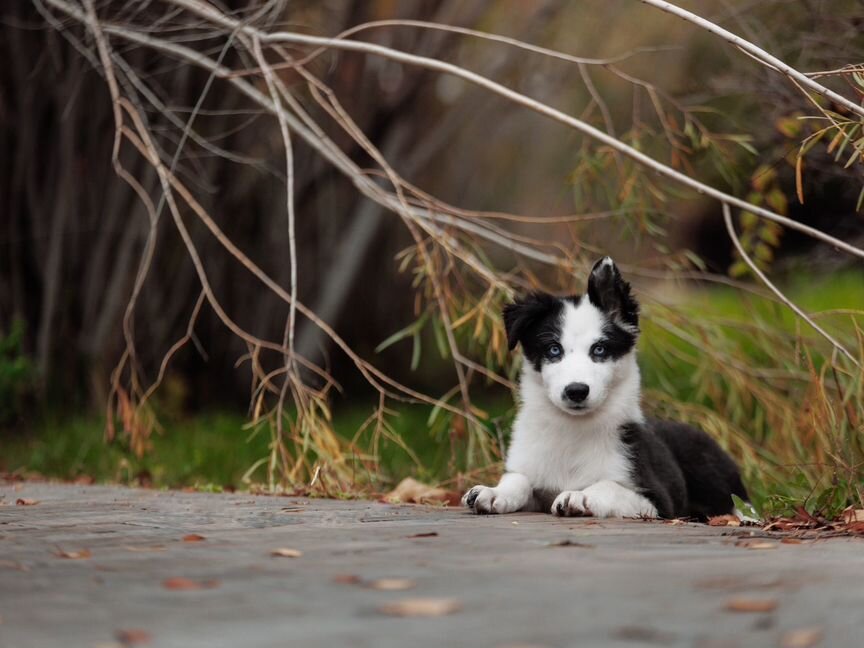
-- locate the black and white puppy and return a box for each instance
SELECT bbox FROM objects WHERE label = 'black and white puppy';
[463,257,748,519]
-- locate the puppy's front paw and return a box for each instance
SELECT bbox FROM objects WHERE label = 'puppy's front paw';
[462,485,496,513]
[551,490,592,517]
[462,485,522,514]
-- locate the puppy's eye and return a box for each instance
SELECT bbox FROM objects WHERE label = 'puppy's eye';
[591,343,607,358]
[546,343,563,359]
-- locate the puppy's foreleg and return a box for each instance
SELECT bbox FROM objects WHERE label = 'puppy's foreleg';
[552,480,658,519]
[462,473,532,514]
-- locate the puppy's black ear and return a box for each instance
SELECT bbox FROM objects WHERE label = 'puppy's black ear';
[587,257,639,328]
[502,292,559,351]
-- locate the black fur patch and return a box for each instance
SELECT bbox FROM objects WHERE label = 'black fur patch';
[530,488,560,513]
[619,423,687,518]
[587,258,639,329]
[598,320,637,361]
[620,419,748,519]
[503,292,567,371]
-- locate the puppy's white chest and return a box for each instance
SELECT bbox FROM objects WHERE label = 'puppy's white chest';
[506,415,633,492]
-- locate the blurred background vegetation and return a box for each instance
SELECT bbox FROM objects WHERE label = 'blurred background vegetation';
[1,0,862,517]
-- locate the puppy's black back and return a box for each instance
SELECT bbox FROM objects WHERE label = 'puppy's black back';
[620,423,687,518]
[622,419,747,519]
[649,419,747,519]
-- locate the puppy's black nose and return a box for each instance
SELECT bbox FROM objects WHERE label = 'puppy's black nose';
[563,382,590,404]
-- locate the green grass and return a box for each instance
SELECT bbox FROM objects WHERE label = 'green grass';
[641,270,864,397]
[0,401,512,490]
[2,413,264,488]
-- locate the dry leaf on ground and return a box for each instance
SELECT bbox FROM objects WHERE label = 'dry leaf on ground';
[367,578,416,591]
[161,577,220,591]
[115,629,152,646]
[271,548,303,558]
[708,515,741,527]
[842,507,864,523]
[383,478,460,506]
[780,627,823,648]
[724,597,778,613]
[0,560,29,572]
[182,534,206,543]
[16,498,39,506]
[55,548,92,560]
[735,539,777,550]
[377,598,462,617]
[746,542,777,550]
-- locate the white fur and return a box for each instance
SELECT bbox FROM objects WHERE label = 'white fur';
[552,481,657,518]
[465,298,655,519]
[460,473,531,514]
[540,300,623,416]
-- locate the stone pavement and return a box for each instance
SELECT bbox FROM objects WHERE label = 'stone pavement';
[1,483,862,648]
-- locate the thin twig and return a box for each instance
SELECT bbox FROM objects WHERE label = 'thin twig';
[638,0,864,119]
[164,0,864,260]
[722,203,859,367]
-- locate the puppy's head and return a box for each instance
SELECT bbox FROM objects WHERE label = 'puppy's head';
[503,257,639,416]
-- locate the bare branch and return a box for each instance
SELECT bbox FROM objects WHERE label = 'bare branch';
[163,0,864,260]
[722,203,859,368]
[638,0,864,119]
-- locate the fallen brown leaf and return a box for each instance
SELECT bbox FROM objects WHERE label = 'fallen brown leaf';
[55,548,92,560]
[406,531,439,538]
[781,538,803,545]
[793,506,820,524]
[842,507,864,524]
[377,598,462,617]
[182,534,206,543]
[271,548,303,558]
[780,627,823,648]
[115,629,152,646]
[333,574,362,585]
[383,478,459,506]
[708,514,740,527]
[0,560,29,572]
[161,577,220,591]
[367,578,416,591]
[16,498,39,506]
[724,597,777,613]
[735,539,777,550]
[846,521,864,534]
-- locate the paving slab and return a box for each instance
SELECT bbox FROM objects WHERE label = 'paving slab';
[0,482,862,648]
